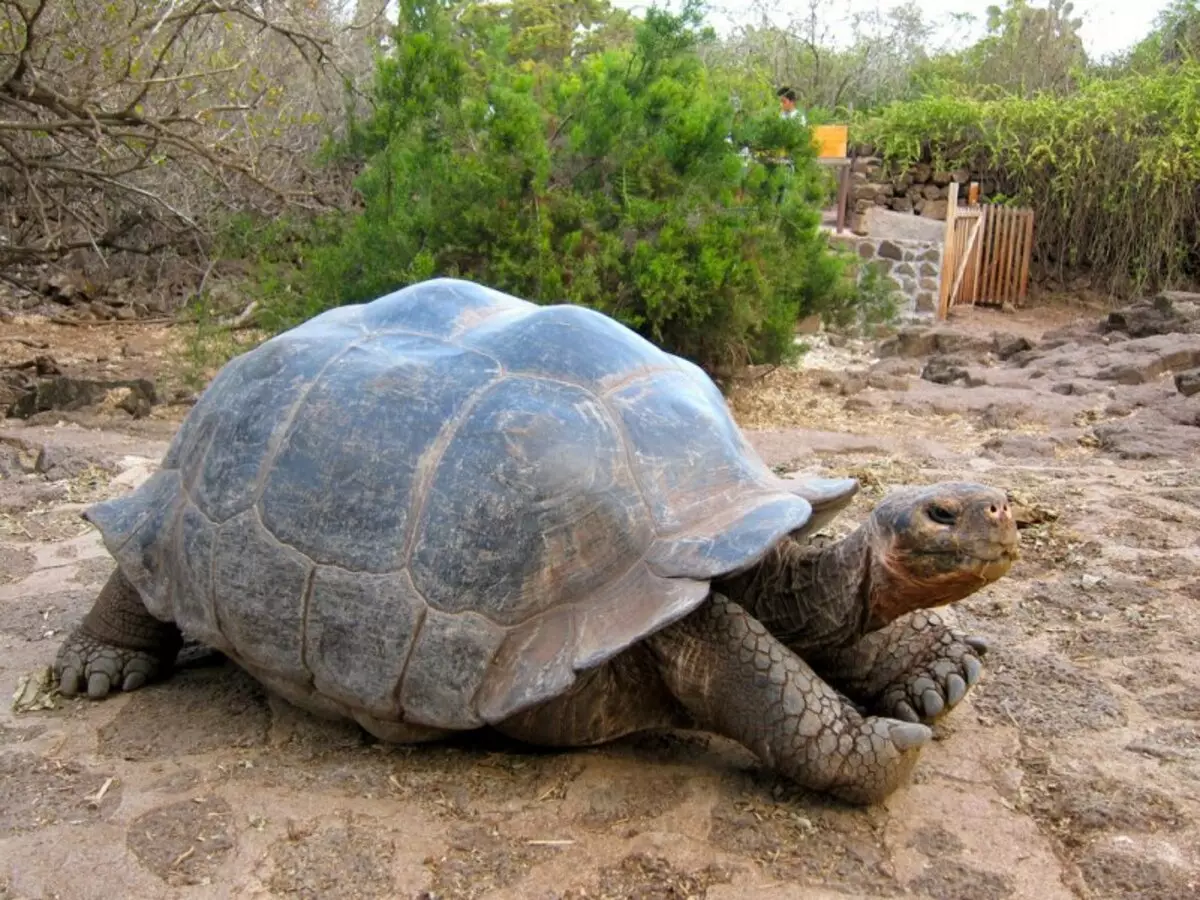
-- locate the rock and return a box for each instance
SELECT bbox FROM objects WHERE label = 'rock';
[852,182,880,203]
[994,333,1033,360]
[1,371,33,415]
[1094,422,1200,460]
[839,374,867,396]
[1094,337,1200,385]
[869,357,922,378]
[890,197,913,213]
[951,167,971,184]
[852,156,880,175]
[878,329,936,358]
[0,481,68,513]
[877,241,904,261]
[9,376,157,419]
[912,163,932,183]
[878,327,995,360]
[982,434,1058,459]
[932,331,995,358]
[866,373,909,391]
[1176,368,1200,397]
[1104,295,1200,339]
[1157,290,1200,308]
[43,270,92,304]
[922,184,943,200]
[931,171,953,186]
[0,442,25,478]
[100,386,153,419]
[34,445,120,481]
[920,199,949,220]
[980,402,1033,429]
[921,355,970,385]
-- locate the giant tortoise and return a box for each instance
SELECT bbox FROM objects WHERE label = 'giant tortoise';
[53,277,1018,804]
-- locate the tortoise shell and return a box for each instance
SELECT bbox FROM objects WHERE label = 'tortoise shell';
[85,279,844,731]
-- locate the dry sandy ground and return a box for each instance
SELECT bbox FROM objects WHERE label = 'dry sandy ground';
[2,300,1199,900]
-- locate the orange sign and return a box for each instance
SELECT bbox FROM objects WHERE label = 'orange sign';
[812,125,848,159]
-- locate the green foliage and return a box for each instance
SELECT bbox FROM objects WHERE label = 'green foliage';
[703,2,936,115]
[1125,0,1200,71]
[911,0,1086,98]
[266,0,851,372]
[856,63,1200,290]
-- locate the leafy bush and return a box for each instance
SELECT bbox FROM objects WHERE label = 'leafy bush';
[259,1,853,372]
[855,64,1200,290]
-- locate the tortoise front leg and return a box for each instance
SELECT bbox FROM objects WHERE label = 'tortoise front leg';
[54,568,182,699]
[809,610,989,724]
[648,595,932,805]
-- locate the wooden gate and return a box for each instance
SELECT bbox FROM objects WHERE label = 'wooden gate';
[937,181,1034,319]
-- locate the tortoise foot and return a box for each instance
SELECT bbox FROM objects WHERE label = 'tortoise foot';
[824,718,933,805]
[880,625,989,723]
[54,628,169,699]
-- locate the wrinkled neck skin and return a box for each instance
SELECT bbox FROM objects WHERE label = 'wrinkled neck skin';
[714,524,877,656]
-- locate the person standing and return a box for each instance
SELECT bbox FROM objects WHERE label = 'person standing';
[776,86,807,125]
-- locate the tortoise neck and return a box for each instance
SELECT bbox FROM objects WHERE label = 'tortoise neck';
[715,527,874,654]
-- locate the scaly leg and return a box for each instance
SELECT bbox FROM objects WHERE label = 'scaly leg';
[54,568,182,699]
[648,595,932,805]
[810,609,989,723]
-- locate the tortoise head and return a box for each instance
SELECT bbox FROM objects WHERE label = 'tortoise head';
[864,482,1019,629]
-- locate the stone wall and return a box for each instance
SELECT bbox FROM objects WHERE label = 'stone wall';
[847,155,995,235]
[832,233,943,319]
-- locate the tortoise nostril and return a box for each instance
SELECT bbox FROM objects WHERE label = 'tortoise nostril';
[989,504,998,515]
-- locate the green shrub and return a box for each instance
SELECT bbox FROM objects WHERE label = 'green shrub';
[256,1,853,373]
[855,64,1200,291]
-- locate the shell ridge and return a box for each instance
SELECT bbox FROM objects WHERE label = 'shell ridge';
[391,597,428,719]
[248,337,368,508]
[297,567,317,682]
[399,376,506,567]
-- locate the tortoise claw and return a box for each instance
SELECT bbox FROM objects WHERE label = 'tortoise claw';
[894,700,921,723]
[921,688,945,718]
[889,722,933,751]
[963,655,983,686]
[945,673,967,706]
[965,635,991,655]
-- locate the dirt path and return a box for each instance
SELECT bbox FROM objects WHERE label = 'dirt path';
[2,301,1199,899]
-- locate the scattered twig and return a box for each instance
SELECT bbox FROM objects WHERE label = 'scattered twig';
[87,777,115,807]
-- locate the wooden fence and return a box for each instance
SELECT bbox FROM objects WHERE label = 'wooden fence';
[937,181,1035,319]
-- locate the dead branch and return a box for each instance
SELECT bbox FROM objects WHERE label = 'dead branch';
[0,0,373,274]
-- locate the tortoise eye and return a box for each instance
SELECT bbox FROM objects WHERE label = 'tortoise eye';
[927,505,957,526]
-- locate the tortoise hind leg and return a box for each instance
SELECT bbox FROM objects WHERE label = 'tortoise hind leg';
[54,568,182,699]
[494,651,688,747]
[648,594,933,805]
